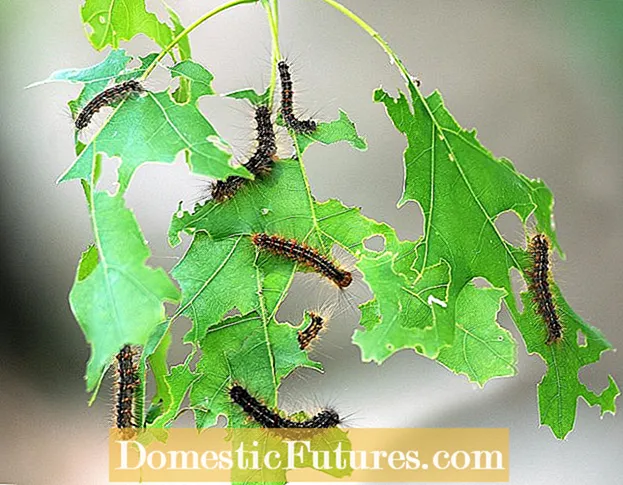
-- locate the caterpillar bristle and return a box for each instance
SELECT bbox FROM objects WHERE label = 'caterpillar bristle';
[277,60,317,134]
[211,105,277,202]
[229,384,340,429]
[527,234,563,345]
[251,233,353,288]
[115,344,139,433]
[75,80,144,131]
[298,312,327,350]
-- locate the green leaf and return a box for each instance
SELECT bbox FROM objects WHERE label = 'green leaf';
[436,283,517,387]
[375,80,616,436]
[150,360,199,428]
[517,283,619,439]
[171,234,259,343]
[81,0,174,51]
[170,60,215,99]
[352,254,452,362]
[189,312,317,428]
[58,58,248,192]
[69,191,180,393]
[31,49,133,117]
[375,86,556,317]
[296,110,367,153]
[225,87,272,106]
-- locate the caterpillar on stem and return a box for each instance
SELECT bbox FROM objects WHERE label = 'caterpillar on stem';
[211,105,277,202]
[277,60,317,134]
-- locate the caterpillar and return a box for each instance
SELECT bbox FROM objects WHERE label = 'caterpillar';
[115,344,139,430]
[527,234,563,344]
[277,60,317,134]
[251,233,353,288]
[75,80,144,131]
[229,385,340,428]
[211,105,277,202]
[298,312,326,350]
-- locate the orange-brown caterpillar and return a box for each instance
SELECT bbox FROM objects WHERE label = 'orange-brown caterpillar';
[115,344,139,430]
[527,234,563,344]
[251,233,353,288]
[75,80,144,130]
[298,312,326,350]
[229,385,340,428]
[211,105,277,202]
[277,60,317,134]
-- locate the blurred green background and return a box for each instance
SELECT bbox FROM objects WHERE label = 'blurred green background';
[1,0,622,483]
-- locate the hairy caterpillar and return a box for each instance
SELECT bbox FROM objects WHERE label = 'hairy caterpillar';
[75,80,144,130]
[229,385,340,428]
[211,105,277,202]
[115,344,139,430]
[251,233,353,288]
[527,234,563,344]
[298,312,327,350]
[277,60,317,134]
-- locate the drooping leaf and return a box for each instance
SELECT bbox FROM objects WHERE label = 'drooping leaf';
[69,191,180,393]
[30,49,141,117]
[56,57,247,192]
[517,281,619,438]
[81,0,174,51]
[374,79,617,437]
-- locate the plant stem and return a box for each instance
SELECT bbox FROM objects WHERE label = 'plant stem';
[315,0,415,88]
[265,0,281,109]
[141,0,258,80]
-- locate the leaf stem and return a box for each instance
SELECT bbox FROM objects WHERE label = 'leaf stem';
[265,0,281,109]
[141,0,258,80]
[315,0,414,87]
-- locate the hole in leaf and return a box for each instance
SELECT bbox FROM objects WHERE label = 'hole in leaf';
[363,235,386,253]
[494,210,525,249]
[577,329,587,347]
[509,268,525,313]
[472,277,491,289]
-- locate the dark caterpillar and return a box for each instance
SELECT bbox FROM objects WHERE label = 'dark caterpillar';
[298,312,326,350]
[251,233,353,288]
[115,344,139,430]
[211,105,277,202]
[277,60,317,134]
[75,80,144,131]
[527,234,563,344]
[229,385,340,428]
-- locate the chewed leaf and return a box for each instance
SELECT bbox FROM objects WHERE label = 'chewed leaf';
[375,87,557,309]
[57,58,248,192]
[296,110,367,153]
[517,283,619,439]
[225,87,272,106]
[189,311,318,428]
[171,234,259,343]
[69,192,180,394]
[437,283,517,387]
[32,49,133,117]
[170,159,411,343]
[81,0,174,50]
[353,254,452,362]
